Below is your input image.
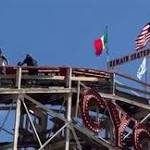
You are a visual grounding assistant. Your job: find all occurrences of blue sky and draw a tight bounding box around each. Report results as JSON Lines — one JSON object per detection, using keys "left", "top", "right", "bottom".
{"left": 0, "top": 0, "right": 150, "bottom": 74}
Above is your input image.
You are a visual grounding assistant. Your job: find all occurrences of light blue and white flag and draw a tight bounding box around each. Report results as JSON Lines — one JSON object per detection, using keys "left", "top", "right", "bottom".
{"left": 137, "top": 57, "right": 147, "bottom": 80}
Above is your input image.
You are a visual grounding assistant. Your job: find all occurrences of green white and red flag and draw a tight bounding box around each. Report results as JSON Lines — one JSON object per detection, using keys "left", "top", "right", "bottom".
{"left": 94, "top": 30, "right": 108, "bottom": 56}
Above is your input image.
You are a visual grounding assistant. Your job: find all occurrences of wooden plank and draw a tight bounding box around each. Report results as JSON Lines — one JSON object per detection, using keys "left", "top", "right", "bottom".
{"left": 116, "top": 83, "right": 150, "bottom": 96}
{"left": 73, "top": 70, "right": 110, "bottom": 78}
{"left": 100, "top": 92, "right": 150, "bottom": 111}
{"left": 21, "top": 75, "right": 65, "bottom": 80}
{"left": 0, "top": 88, "right": 74, "bottom": 94}
{"left": 115, "top": 72, "right": 150, "bottom": 88}
{"left": 71, "top": 76, "right": 103, "bottom": 82}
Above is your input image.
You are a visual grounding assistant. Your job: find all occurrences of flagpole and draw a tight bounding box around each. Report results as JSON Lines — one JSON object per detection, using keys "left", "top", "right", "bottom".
{"left": 145, "top": 56, "right": 148, "bottom": 100}
{"left": 145, "top": 58, "right": 147, "bottom": 98}
{"left": 105, "top": 26, "right": 110, "bottom": 71}
{"left": 147, "top": 57, "right": 150, "bottom": 104}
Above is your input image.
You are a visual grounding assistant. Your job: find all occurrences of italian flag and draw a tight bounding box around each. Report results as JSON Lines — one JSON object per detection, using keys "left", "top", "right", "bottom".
{"left": 94, "top": 31, "right": 108, "bottom": 56}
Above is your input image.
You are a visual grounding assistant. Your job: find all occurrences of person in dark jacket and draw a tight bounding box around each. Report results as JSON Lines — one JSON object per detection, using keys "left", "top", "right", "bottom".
{"left": 18, "top": 54, "right": 38, "bottom": 75}
{"left": 18, "top": 54, "right": 37, "bottom": 66}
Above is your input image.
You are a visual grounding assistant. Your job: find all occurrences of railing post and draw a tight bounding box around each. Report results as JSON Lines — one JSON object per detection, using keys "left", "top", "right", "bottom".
{"left": 13, "top": 96, "right": 22, "bottom": 150}
{"left": 13, "top": 67, "right": 22, "bottom": 150}
{"left": 75, "top": 80, "right": 80, "bottom": 118}
{"left": 65, "top": 67, "right": 72, "bottom": 150}
{"left": 113, "top": 73, "right": 116, "bottom": 96}
{"left": 15, "top": 67, "right": 22, "bottom": 89}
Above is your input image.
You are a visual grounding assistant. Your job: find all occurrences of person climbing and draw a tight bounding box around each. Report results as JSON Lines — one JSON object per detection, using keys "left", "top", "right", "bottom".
{"left": 18, "top": 54, "right": 37, "bottom": 67}
{"left": 18, "top": 54, "right": 38, "bottom": 86}
{"left": 18, "top": 54, "right": 38, "bottom": 75}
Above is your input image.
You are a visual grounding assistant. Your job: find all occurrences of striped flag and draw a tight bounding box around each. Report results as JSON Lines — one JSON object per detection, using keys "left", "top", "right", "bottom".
{"left": 135, "top": 22, "right": 150, "bottom": 50}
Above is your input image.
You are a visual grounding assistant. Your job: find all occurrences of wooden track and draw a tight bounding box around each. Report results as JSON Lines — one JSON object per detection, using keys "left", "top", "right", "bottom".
{"left": 0, "top": 66, "right": 149, "bottom": 150}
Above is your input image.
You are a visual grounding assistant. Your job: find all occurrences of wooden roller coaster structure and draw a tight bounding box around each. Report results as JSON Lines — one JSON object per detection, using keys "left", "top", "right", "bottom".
{"left": 0, "top": 65, "right": 149, "bottom": 150}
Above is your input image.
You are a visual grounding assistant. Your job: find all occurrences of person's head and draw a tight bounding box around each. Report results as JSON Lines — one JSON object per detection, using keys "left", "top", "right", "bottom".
{"left": 26, "top": 54, "right": 31, "bottom": 58}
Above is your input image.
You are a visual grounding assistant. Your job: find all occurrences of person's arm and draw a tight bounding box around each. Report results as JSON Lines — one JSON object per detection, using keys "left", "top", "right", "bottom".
{"left": 17, "top": 61, "right": 22, "bottom": 66}
{"left": 18, "top": 58, "right": 27, "bottom": 66}
{"left": 2, "top": 56, "right": 8, "bottom": 65}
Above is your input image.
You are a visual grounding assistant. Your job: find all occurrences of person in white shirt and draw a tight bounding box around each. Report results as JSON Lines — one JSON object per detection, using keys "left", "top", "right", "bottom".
{"left": 0, "top": 49, "right": 8, "bottom": 74}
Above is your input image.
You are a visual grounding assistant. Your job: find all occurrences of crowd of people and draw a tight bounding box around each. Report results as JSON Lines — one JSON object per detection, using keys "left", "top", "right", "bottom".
{"left": 0, "top": 48, "right": 38, "bottom": 74}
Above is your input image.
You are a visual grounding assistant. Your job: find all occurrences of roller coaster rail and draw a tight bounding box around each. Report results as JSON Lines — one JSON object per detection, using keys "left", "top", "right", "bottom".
{"left": 0, "top": 65, "right": 149, "bottom": 150}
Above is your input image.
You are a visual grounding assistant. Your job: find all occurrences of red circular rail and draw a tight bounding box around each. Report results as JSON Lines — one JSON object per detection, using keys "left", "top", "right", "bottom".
{"left": 133, "top": 123, "right": 150, "bottom": 150}
{"left": 80, "top": 89, "right": 106, "bottom": 133}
